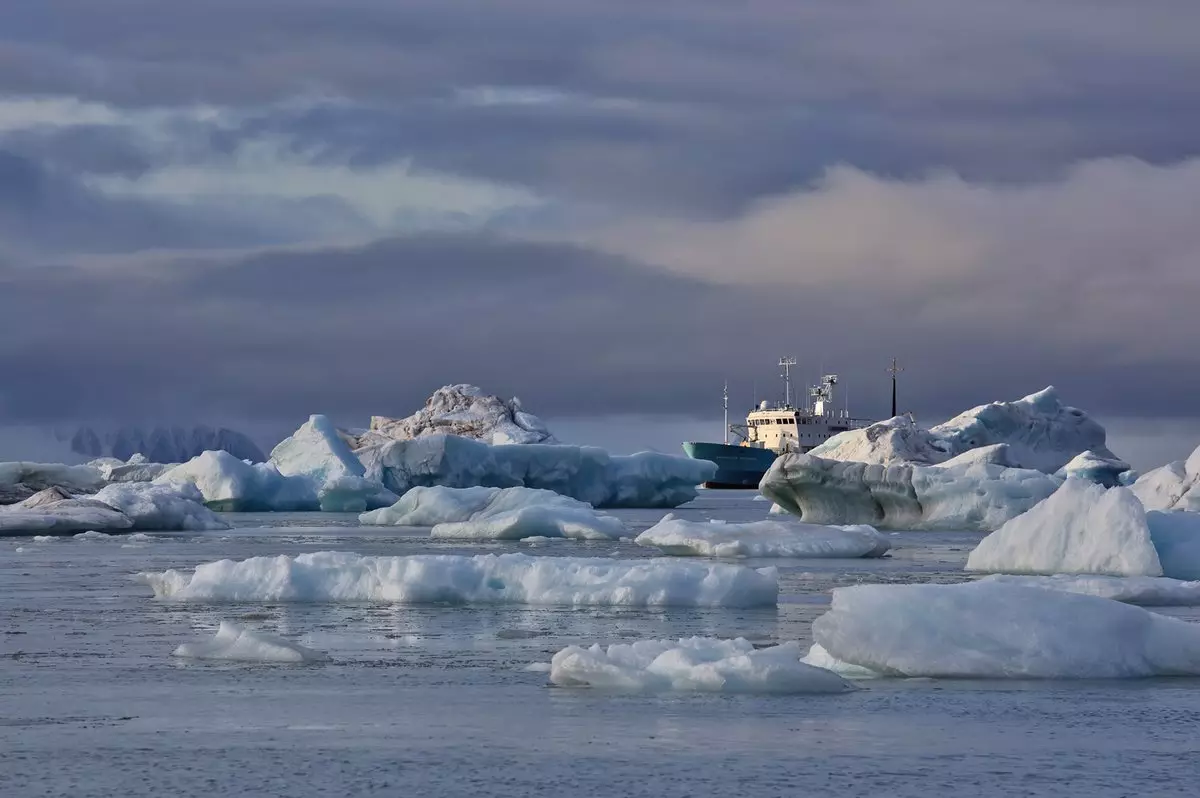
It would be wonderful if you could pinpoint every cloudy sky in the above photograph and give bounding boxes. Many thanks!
[2,1,1199,464]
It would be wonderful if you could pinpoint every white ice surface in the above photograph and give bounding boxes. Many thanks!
[548,637,852,693]
[0,461,104,503]
[1132,444,1200,512]
[139,552,779,607]
[154,450,318,511]
[270,414,366,486]
[173,621,327,663]
[364,384,558,446]
[966,480,1163,577]
[634,514,889,558]
[0,489,133,533]
[977,574,1200,606]
[813,581,1200,678]
[1055,450,1131,488]
[92,482,230,531]
[800,643,882,679]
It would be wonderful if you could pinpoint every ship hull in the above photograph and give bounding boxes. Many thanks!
[682,442,779,489]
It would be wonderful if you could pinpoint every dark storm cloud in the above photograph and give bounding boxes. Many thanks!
[2,233,1198,431]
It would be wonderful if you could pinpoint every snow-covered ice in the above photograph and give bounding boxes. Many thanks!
[1056,450,1131,488]
[976,574,1200,606]
[966,480,1163,577]
[92,482,230,531]
[360,486,626,540]
[357,434,715,509]
[154,451,318,512]
[360,384,557,446]
[138,552,779,607]
[810,387,1116,474]
[0,488,133,533]
[634,514,889,558]
[1132,443,1200,512]
[760,453,1060,531]
[173,621,327,663]
[270,414,366,486]
[812,581,1200,678]
[547,637,852,693]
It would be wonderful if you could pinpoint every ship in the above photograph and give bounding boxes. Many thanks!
[683,357,874,489]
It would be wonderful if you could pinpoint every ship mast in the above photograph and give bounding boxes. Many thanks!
[888,357,903,417]
[778,356,797,408]
[723,381,729,445]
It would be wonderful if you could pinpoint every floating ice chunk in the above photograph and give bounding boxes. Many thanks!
[154,450,318,511]
[0,488,133,534]
[977,574,1200,606]
[92,482,230,531]
[138,552,778,607]
[800,643,882,679]
[813,581,1200,678]
[761,454,1060,531]
[1132,444,1200,512]
[270,415,365,485]
[361,486,626,540]
[634,514,889,558]
[548,637,852,693]
[966,480,1163,577]
[173,621,327,663]
[0,461,105,504]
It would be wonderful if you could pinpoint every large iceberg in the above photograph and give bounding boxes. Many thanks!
[760,453,1060,531]
[268,415,395,511]
[153,450,318,512]
[1132,443,1200,512]
[0,487,133,533]
[812,581,1200,678]
[139,551,778,607]
[358,384,557,447]
[0,461,104,504]
[966,479,1200,580]
[811,387,1118,474]
[173,621,327,663]
[360,486,626,540]
[634,515,889,558]
[547,637,852,693]
[92,482,230,531]
[357,434,715,509]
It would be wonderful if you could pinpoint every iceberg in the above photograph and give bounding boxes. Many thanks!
[173,621,327,663]
[813,581,1200,678]
[361,486,626,540]
[270,414,365,485]
[103,454,178,484]
[966,479,1200,580]
[361,384,557,446]
[977,574,1200,606]
[139,551,779,607]
[0,461,105,505]
[760,453,1060,531]
[316,476,398,513]
[1132,443,1200,512]
[1055,450,1131,488]
[153,450,318,511]
[634,514,889,558]
[92,482,230,531]
[547,637,852,693]
[358,434,715,509]
[811,387,1117,474]
[0,487,133,534]
[966,480,1163,577]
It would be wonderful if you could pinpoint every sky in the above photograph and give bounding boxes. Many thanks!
[2,1,1199,466]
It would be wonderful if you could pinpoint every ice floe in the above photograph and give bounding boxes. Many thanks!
[812,581,1200,678]
[360,486,626,540]
[634,514,889,558]
[760,454,1059,531]
[139,552,779,607]
[173,621,327,663]
[976,574,1200,606]
[548,637,852,693]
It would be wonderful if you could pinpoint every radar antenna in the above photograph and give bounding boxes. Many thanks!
[778,357,798,407]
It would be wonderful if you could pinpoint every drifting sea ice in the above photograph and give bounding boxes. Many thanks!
[138,552,779,607]
[812,581,1200,678]
[360,486,626,540]
[173,621,327,663]
[547,637,853,693]
[633,515,889,558]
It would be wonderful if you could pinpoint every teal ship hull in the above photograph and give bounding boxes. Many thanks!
[681,442,779,489]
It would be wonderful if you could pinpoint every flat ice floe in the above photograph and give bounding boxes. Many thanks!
[361,486,627,540]
[139,552,779,607]
[173,621,327,663]
[548,637,852,693]
[813,581,1200,678]
[977,574,1200,606]
[634,515,889,558]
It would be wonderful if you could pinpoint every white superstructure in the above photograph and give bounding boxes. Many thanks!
[732,360,872,454]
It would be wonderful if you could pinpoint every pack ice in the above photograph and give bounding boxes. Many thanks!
[360,486,626,540]
[966,479,1200,580]
[548,637,852,693]
[811,581,1200,678]
[173,621,326,663]
[1131,443,1200,512]
[139,552,779,607]
[810,387,1119,474]
[356,434,716,509]
[634,515,889,558]
[760,453,1059,531]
